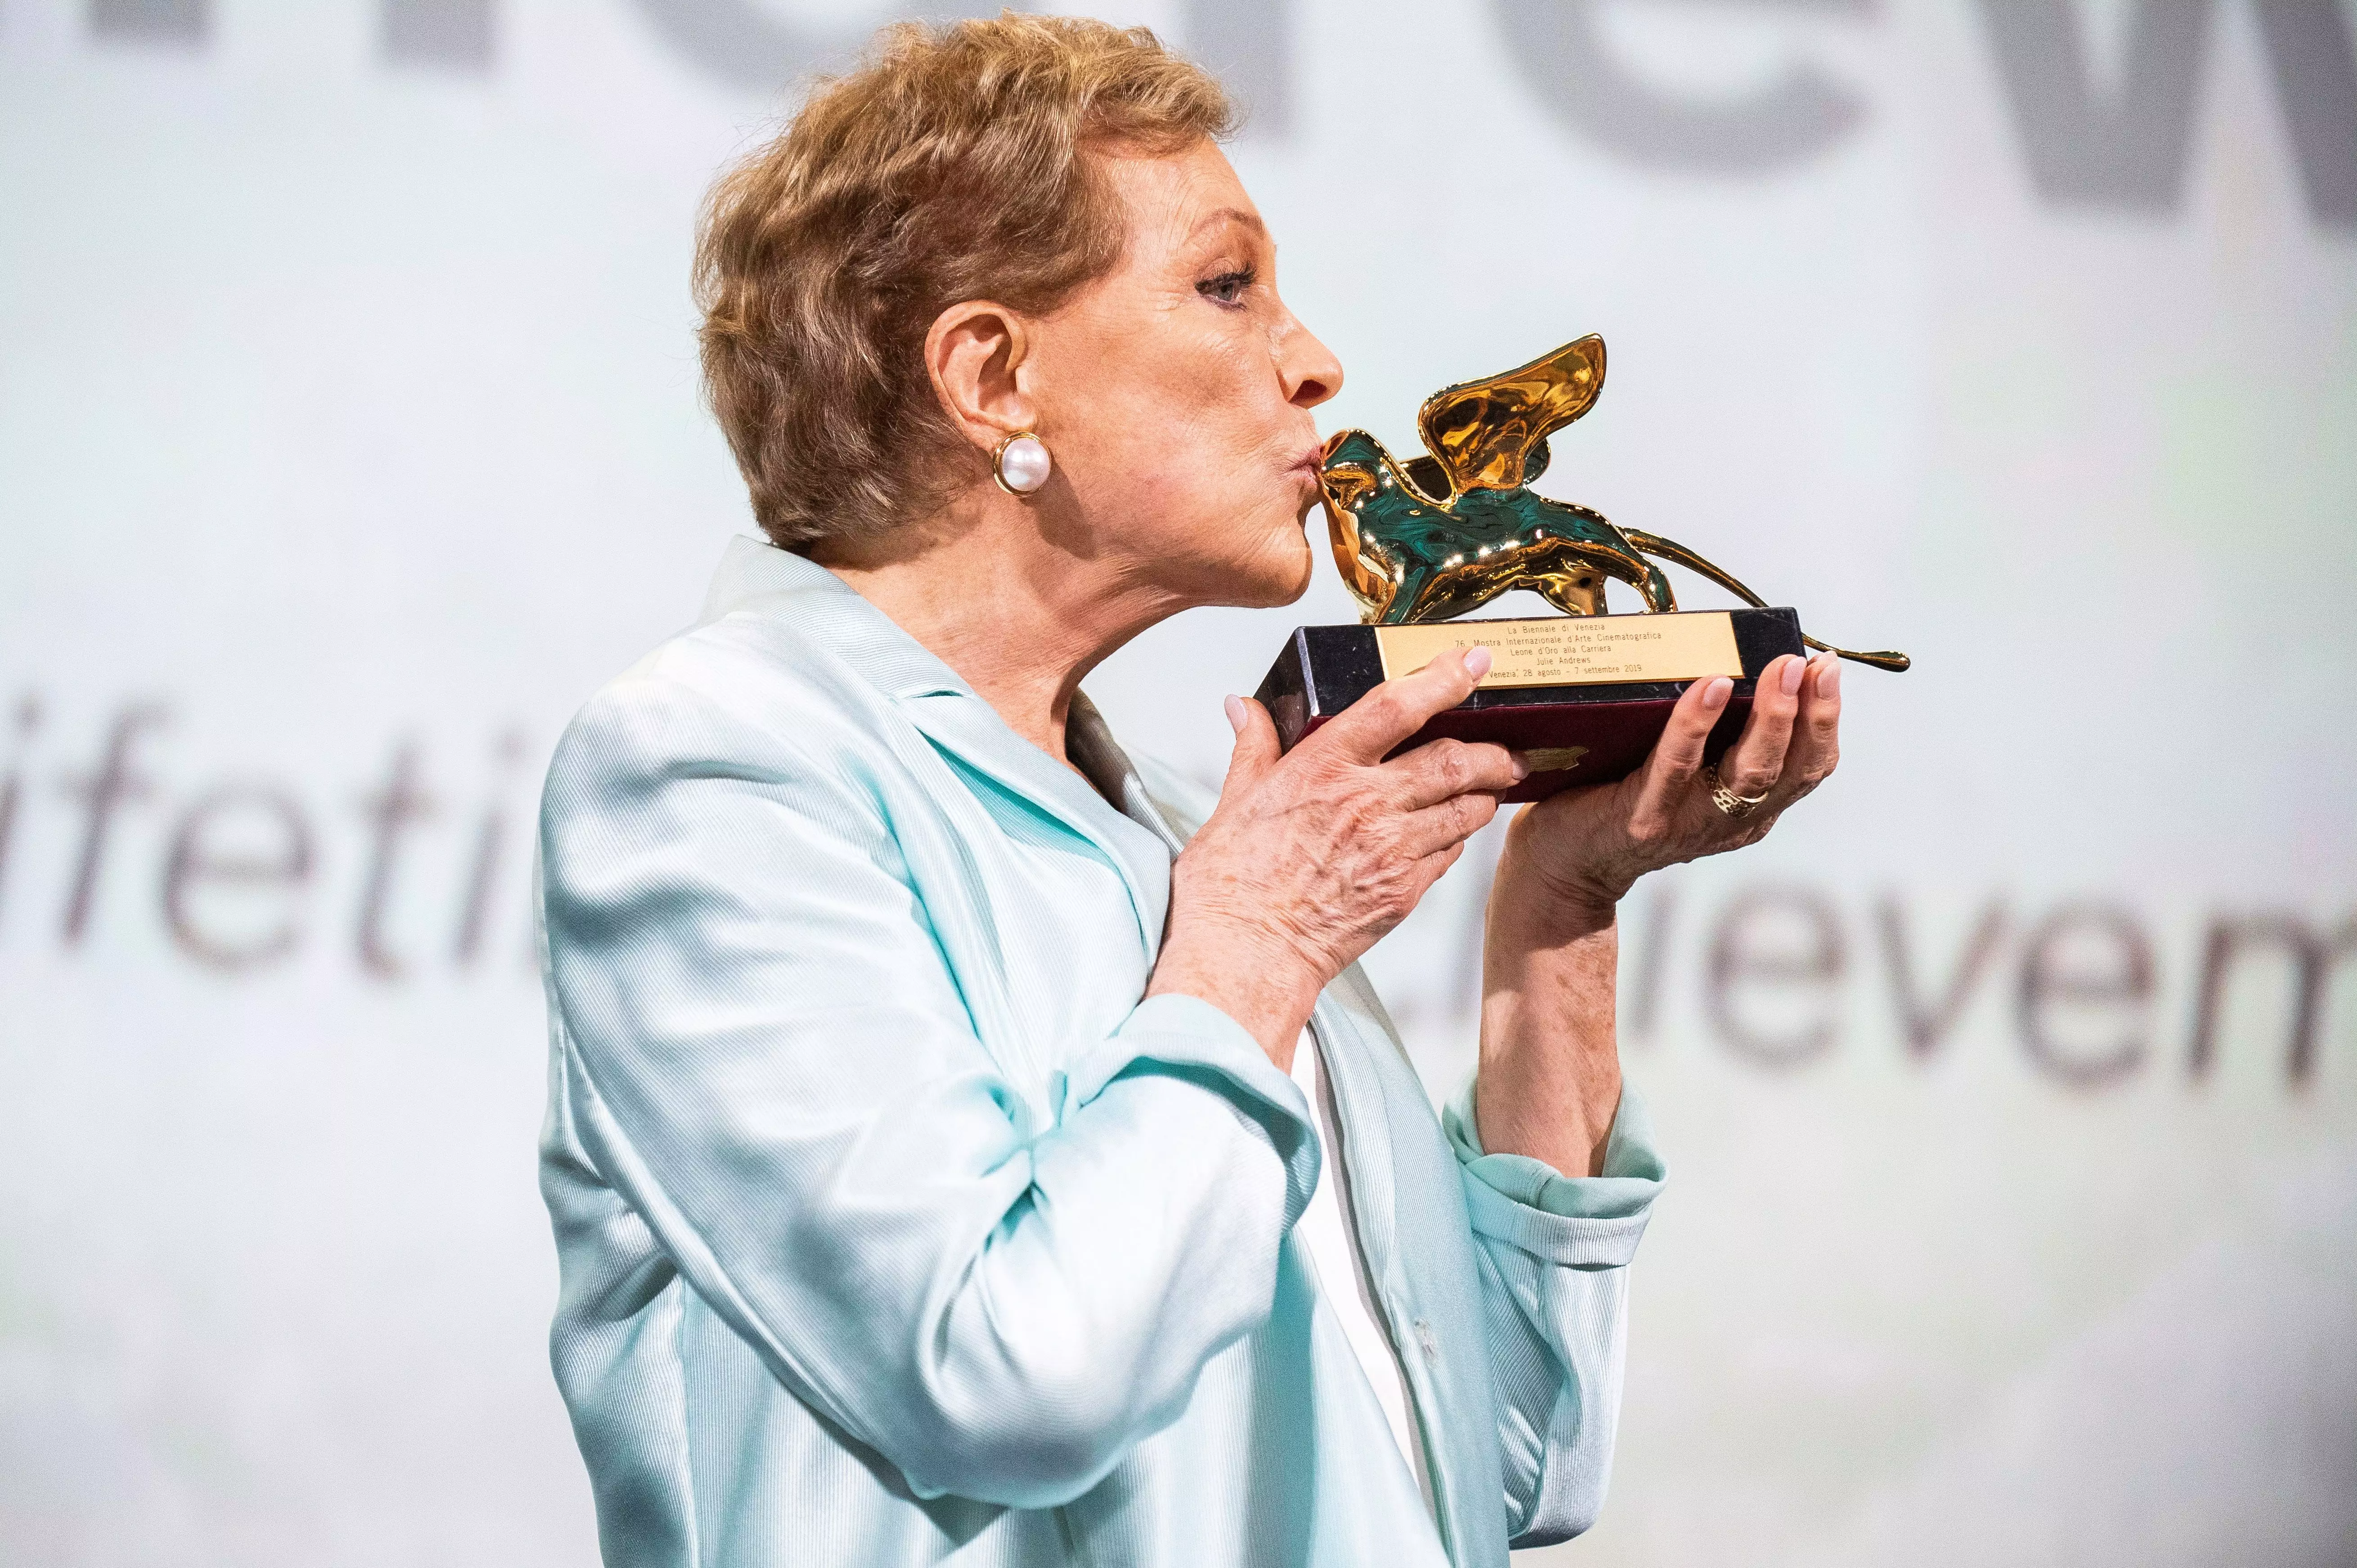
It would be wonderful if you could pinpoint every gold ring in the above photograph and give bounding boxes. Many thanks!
[1704,763,1771,820]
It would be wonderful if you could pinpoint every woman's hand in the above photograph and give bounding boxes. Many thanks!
[1471,653,1843,1178]
[1493,652,1844,938]
[1148,649,1525,1068]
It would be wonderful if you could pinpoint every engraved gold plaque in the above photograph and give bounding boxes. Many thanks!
[1374,611,1745,689]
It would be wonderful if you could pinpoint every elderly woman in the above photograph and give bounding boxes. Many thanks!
[537,16,1839,1568]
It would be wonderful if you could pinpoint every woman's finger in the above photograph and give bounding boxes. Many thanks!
[1398,789,1500,860]
[1214,694,1284,806]
[1774,655,1842,799]
[1714,654,1806,800]
[1385,735,1525,810]
[1311,647,1491,765]
[1627,674,1731,824]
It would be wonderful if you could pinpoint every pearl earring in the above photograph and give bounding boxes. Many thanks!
[992,431,1053,496]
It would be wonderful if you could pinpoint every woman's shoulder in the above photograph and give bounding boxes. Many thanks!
[546,609,903,810]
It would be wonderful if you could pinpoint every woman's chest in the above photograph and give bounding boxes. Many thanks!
[884,757,1172,1085]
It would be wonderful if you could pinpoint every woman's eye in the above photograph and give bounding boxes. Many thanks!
[1197,269,1255,306]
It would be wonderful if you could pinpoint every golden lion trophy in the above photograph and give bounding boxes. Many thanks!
[1255,334,1908,799]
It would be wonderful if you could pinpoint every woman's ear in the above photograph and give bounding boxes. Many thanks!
[926,301,1037,452]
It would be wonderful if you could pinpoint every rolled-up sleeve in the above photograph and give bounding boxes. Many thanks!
[1442,1080,1665,1547]
[540,676,1317,1510]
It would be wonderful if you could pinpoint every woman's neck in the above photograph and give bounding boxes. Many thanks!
[819,496,1185,768]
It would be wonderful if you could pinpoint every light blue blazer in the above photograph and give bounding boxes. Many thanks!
[536,536,1665,1568]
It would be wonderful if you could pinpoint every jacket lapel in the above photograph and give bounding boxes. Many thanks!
[1311,973,1509,1568]
[1100,708,1509,1568]
[896,692,1172,959]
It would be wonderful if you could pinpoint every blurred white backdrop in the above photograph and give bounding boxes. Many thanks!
[1,2,2352,1564]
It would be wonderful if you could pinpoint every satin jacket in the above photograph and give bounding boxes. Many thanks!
[536,536,1666,1568]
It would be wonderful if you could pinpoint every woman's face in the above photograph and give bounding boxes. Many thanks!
[1022,140,1343,609]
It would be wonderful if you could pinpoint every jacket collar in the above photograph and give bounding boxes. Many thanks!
[699,533,969,699]
[699,536,1174,954]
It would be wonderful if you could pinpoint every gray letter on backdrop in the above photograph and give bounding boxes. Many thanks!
[1977,0,2211,212]
[1979,0,2357,226]
[383,0,494,69]
[1185,0,1293,137]
[2250,0,2357,226]
[630,0,1013,94]
[89,0,207,44]
[1493,0,1873,175]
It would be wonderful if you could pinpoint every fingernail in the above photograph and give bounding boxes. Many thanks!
[1223,694,1247,735]
[1509,750,1532,780]
[1780,657,1805,697]
[1816,659,1840,700]
[1463,646,1493,681]
[1702,676,1733,712]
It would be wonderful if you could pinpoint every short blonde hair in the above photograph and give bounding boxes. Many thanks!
[694,14,1235,553]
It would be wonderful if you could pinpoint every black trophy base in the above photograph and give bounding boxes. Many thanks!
[1252,607,1805,802]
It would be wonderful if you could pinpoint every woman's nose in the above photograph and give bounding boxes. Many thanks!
[1279,315,1344,410]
